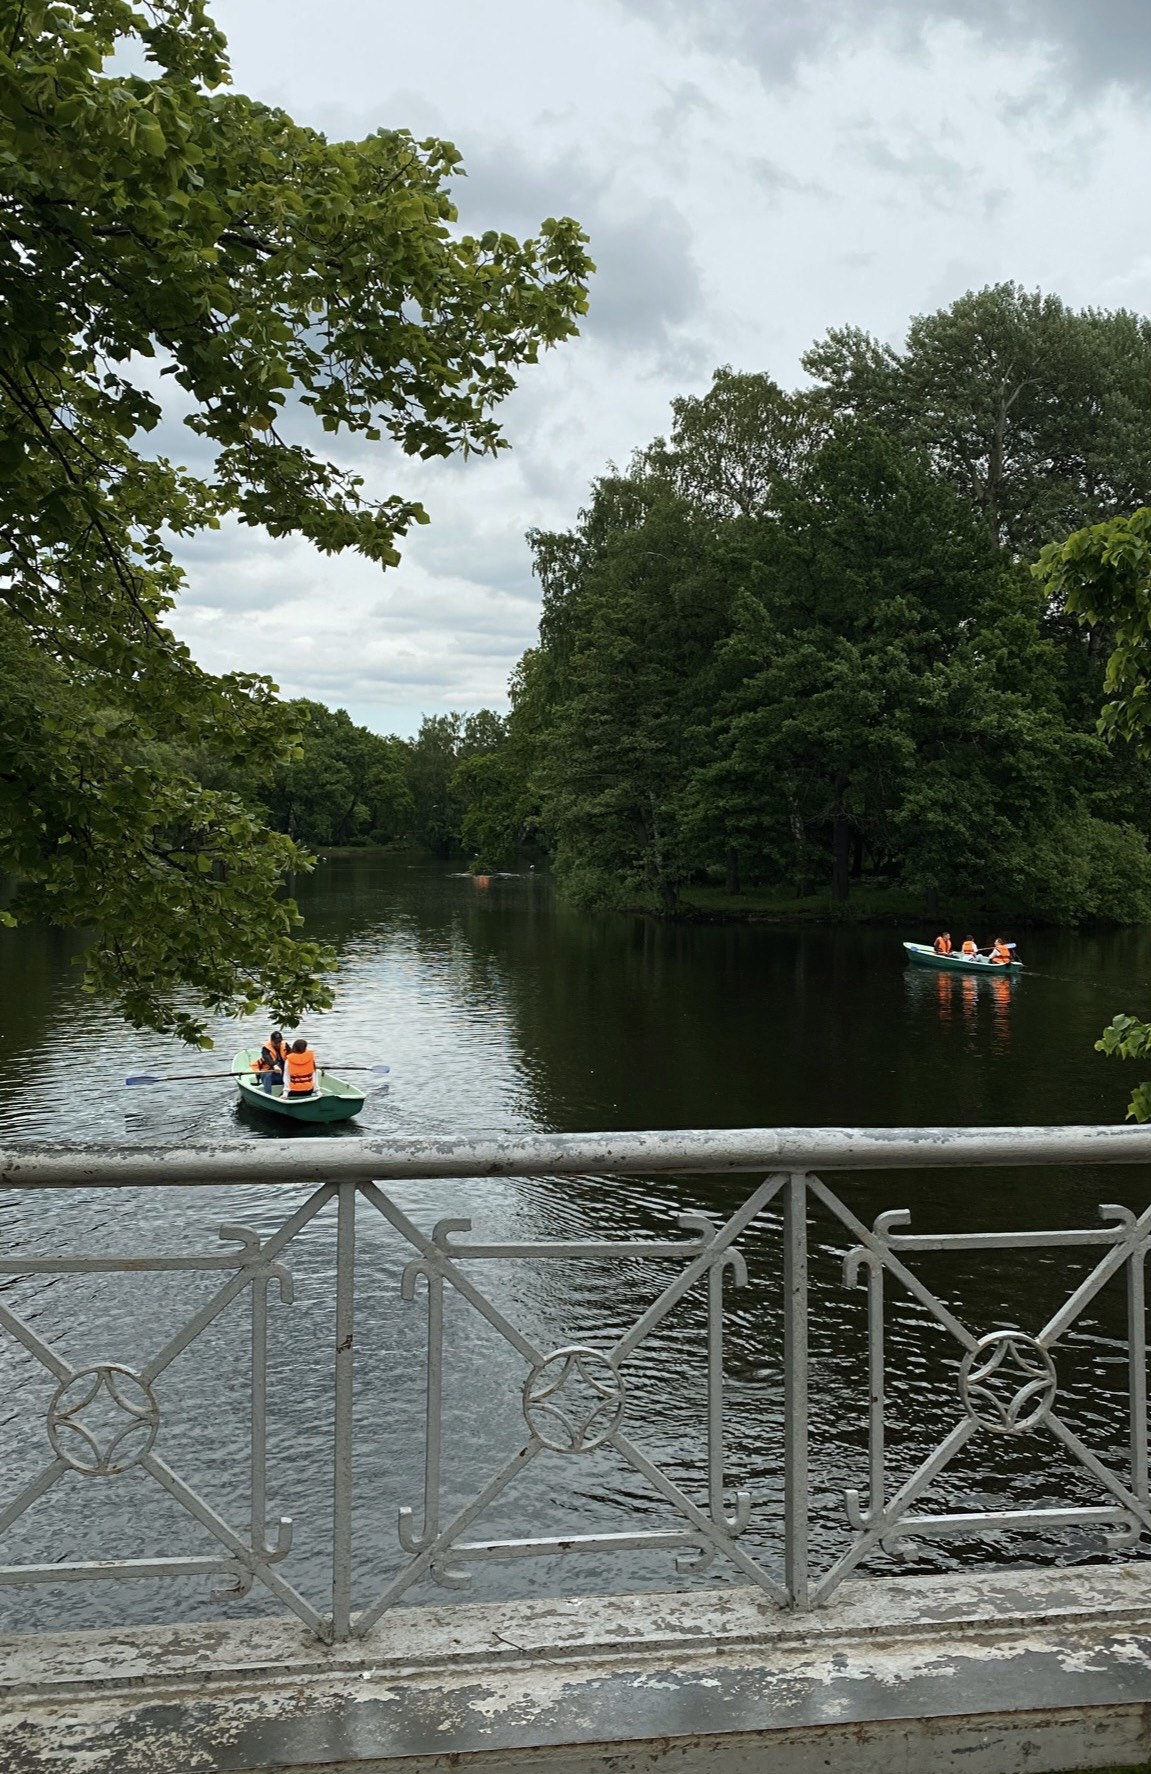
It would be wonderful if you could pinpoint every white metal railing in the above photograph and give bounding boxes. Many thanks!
[2,1126,1151,1642]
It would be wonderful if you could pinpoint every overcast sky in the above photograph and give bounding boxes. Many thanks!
[166,0,1151,737]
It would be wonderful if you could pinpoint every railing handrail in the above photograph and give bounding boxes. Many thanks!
[3,1123,1151,1187]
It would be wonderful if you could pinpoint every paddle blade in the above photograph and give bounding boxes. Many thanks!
[371,1065,390,1074]
[124,1075,162,1086]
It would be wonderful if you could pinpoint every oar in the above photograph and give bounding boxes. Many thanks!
[125,1065,390,1086]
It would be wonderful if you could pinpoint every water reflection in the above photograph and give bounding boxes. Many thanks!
[910,964,1018,1054]
[0,858,1149,1631]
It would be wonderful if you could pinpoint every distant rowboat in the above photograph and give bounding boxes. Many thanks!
[231,1049,365,1123]
[903,942,1022,974]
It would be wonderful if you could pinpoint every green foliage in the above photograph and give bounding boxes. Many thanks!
[1096,1015,1151,1123]
[805,284,1151,554]
[1038,510,1151,747]
[698,420,1010,901]
[0,0,591,1038]
[405,714,467,854]
[0,606,335,1043]
[528,477,735,911]
[253,702,411,848]
[454,747,527,868]
[1036,509,1151,1116]
[515,332,1151,934]
[402,711,514,856]
[653,367,814,519]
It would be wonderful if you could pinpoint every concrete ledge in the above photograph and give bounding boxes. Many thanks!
[4,1565,1151,1771]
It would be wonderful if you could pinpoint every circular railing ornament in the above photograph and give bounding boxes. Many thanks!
[47,1364,160,1476]
[959,1330,1057,1436]
[523,1347,625,1453]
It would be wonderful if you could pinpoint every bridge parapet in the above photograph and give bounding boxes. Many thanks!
[4,1127,1151,1770]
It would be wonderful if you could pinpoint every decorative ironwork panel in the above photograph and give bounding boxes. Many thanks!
[2,1131,1151,1642]
[0,1186,335,1636]
[813,1181,1151,1604]
[354,1176,786,1632]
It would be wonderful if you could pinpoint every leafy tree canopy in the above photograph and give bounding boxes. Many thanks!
[514,349,1151,926]
[249,702,412,850]
[0,0,591,1039]
[804,283,1151,555]
[1037,510,1151,1116]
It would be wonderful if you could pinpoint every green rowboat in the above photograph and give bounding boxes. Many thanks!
[903,942,1022,974]
[231,1049,365,1123]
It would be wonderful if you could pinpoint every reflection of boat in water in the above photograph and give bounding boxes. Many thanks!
[910,957,1016,1040]
[903,942,1022,974]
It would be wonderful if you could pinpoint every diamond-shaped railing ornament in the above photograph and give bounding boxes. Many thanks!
[523,1348,626,1452]
[960,1331,1058,1435]
[47,1365,160,1476]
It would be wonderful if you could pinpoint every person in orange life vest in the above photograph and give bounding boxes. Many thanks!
[988,936,1013,966]
[961,937,978,957]
[254,1031,287,1094]
[933,933,952,955]
[284,1038,320,1097]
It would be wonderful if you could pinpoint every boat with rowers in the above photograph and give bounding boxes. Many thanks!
[231,1049,366,1123]
[903,942,1023,974]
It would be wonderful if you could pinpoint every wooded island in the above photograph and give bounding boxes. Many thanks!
[261,286,1151,929]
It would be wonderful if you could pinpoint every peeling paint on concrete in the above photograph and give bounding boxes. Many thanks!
[4,1566,1151,1770]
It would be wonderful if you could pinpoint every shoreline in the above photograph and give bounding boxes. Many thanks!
[306,856,1133,930]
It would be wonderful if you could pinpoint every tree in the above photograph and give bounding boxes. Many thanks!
[652,367,815,521]
[805,284,1151,554]
[0,0,591,1038]
[1038,510,1151,1117]
[403,710,510,854]
[695,420,1010,902]
[516,390,1151,921]
[528,476,735,911]
[404,714,465,854]
[254,702,411,848]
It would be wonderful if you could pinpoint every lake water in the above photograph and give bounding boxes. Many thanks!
[2,855,1151,1630]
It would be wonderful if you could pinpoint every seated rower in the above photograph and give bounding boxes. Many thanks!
[961,936,978,957]
[283,1037,321,1098]
[254,1030,287,1094]
[933,932,952,955]
[988,936,1013,966]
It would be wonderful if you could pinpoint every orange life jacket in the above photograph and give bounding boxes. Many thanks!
[933,935,952,955]
[255,1038,285,1073]
[961,940,977,956]
[990,941,1011,965]
[284,1049,317,1094]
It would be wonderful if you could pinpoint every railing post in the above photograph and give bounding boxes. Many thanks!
[1130,1245,1148,1505]
[332,1180,356,1639]
[783,1170,809,1608]
[251,1271,267,1555]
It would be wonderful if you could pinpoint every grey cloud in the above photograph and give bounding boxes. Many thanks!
[619,0,861,86]
[416,529,536,599]
[856,135,969,198]
[749,157,829,201]
[619,0,1151,94]
[368,595,536,644]
[844,126,1004,210]
[446,141,610,240]
[652,80,721,138]
[455,143,705,355]
[579,202,703,348]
